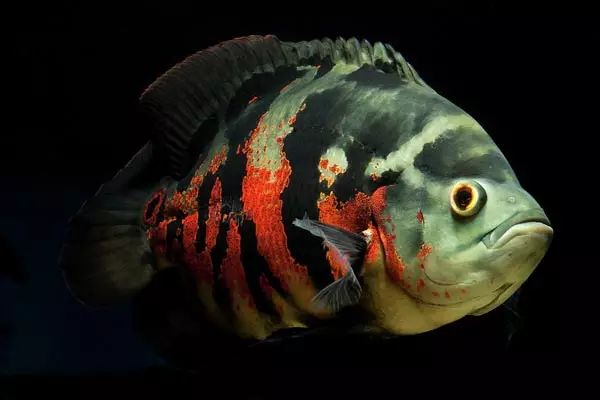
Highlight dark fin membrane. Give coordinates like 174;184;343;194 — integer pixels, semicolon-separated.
132;268;250;369
58;142;168;307
292;212;367;313
139;35;429;180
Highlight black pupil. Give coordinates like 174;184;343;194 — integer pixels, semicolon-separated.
456;187;473;210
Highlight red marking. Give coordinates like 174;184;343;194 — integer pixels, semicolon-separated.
221;219;254;309
147;217;176;259
319;159;329;170
278;120;284;129
417;210;424;224
209;145;228;175
164;142;225;218
371;187;406;282
364;223;382;266
241;111;311;300
417;279;426;290
432;291;440;297
328;164;342;174
248;96;258;104
317;192;372;280
288;114;297;125
445;291;451;299
370;173;378;181
420;263;425;269
179;177;223;284
143;188;166;226
300;103;306;111
417;243;432;259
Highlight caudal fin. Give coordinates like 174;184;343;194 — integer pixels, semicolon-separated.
58;142;168;307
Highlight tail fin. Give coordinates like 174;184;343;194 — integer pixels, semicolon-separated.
58;142;168;307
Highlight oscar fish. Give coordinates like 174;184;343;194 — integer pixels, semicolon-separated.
58;35;553;342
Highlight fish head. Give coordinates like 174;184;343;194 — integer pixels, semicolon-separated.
367;115;553;332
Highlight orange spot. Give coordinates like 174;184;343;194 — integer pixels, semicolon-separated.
372;187;406;282
278;120;284;129
445;291;451;299
288;114;297;125
419;263;425;269
300;103;306;111
370;173;378;181
432;291;439;297
417;279;426;290
417;210;424;224
417;243;432;260
328;164;343;174
248;96;258;104
319;159;329;170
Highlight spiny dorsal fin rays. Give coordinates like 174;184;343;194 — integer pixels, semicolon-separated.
138;35;430;179
292;212;367;313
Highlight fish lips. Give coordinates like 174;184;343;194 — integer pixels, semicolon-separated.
482;209;553;250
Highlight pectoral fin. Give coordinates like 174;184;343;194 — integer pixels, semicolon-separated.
292;212;368;313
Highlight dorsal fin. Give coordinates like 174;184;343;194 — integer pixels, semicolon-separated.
139;35;429;179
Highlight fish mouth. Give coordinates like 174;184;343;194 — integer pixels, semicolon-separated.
482;209;553;249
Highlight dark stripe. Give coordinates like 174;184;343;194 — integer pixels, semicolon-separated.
194;173;217;253
210;210;233;321
314;57;334;79
280;91;346;291
165;218;182;258
413;127;514;182
240;220;282;320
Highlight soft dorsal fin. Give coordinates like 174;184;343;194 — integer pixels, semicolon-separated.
139;35;430;179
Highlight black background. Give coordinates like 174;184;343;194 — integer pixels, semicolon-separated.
2;5;583;398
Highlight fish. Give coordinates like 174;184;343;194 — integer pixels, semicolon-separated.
58;35;553;345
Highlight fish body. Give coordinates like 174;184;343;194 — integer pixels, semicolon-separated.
59;35;553;343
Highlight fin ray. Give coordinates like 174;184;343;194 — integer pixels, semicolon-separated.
292;212;367;313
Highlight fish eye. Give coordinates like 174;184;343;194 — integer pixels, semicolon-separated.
450;181;486;217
